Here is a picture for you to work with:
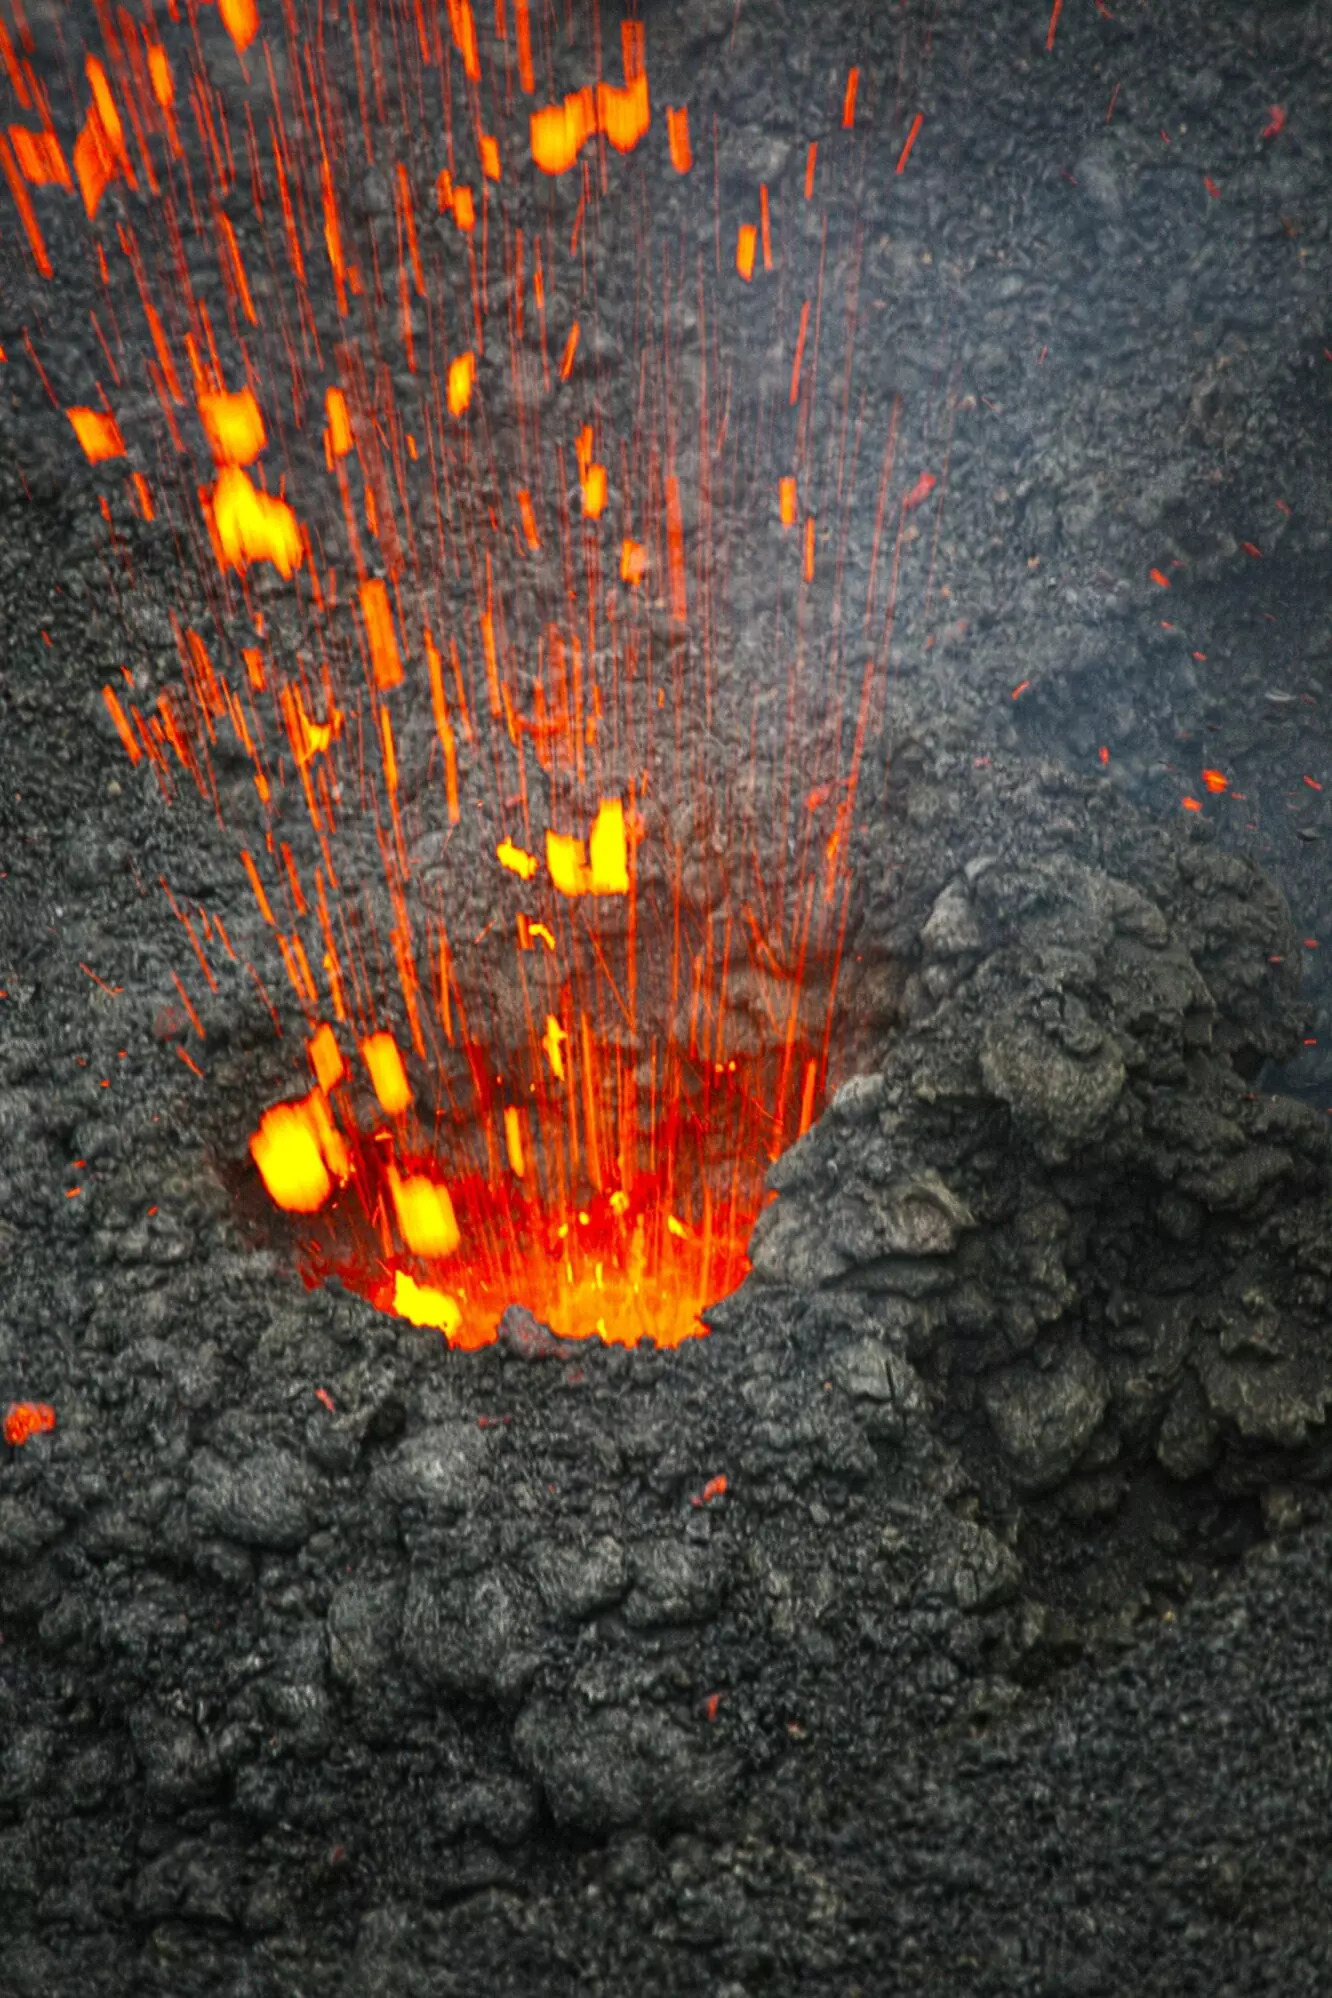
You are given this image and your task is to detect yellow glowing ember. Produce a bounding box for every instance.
[388,1166,460,1257]
[497,838,539,881]
[504,1105,526,1177]
[619,538,646,584]
[198,386,265,465]
[547,800,630,897]
[588,799,630,893]
[736,224,757,281]
[361,1031,412,1116]
[448,350,476,415]
[212,465,303,577]
[582,462,608,518]
[542,1014,567,1080]
[250,1101,332,1213]
[530,87,596,176]
[779,476,797,527]
[392,1271,462,1336]
[66,406,125,462]
[546,829,588,897]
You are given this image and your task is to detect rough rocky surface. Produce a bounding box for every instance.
[2,0,1332,1993]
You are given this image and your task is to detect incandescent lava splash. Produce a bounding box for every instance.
[5,0,946,1348]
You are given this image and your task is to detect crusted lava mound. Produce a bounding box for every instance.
[3,738,1331,1991]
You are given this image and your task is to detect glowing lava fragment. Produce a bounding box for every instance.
[779,476,797,527]
[308,1021,344,1092]
[596,72,650,154]
[361,1030,412,1116]
[619,538,646,584]
[497,839,539,881]
[448,350,476,416]
[480,134,500,180]
[736,224,757,281]
[530,88,596,175]
[3,1401,55,1447]
[902,470,937,512]
[582,463,608,518]
[198,386,265,465]
[218,0,260,55]
[666,104,692,173]
[360,577,403,688]
[1201,768,1228,794]
[9,126,71,187]
[325,386,353,456]
[452,185,476,232]
[392,1270,461,1336]
[251,1101,333,1213]
[211,465,303,577]
[588,799,630,894]
[67,407,125,462]
[388,1166,460,1256]
[504,1104,526,1177]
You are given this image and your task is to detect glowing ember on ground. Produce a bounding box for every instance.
[3,1402,57,1448]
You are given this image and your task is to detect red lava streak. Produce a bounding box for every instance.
[5,3,945,1351]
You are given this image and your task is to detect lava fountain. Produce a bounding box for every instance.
[6,0,948,1348]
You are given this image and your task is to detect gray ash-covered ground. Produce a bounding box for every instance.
[2,1,1332,1993]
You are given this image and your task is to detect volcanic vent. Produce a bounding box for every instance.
[14,3,912,1353]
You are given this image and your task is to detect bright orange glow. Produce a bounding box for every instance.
[67,406,125,462]
[280,683,342,763]
[666,105,692,173]
[218,0,260,54]
[325,386,353,456]
[480,134,500,180]
[9,125,71,187]
[198,386,266,465]
[73,112,114,217]
[1201,768,1228,794]
[736,224,757,282]
[3,1401,56,1447]
[308,1022,345,1092]
[147,42,174,108]
[597,72,650,154]
[362,1030,412,1116]
[452,184,476,232]
[620,538,646,584]
[498,838,539,881]
[393,1271,462,1336]
[251,1100,334,1213]
[448,350,476,415]
[211,465,303,576]
[842,66,860,129]
[779,476,797,527]
[518,489,542,549]
[388,1165,460,1256]
[360,577,403,688]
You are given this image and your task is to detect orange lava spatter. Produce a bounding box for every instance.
[13,4,940,1353]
